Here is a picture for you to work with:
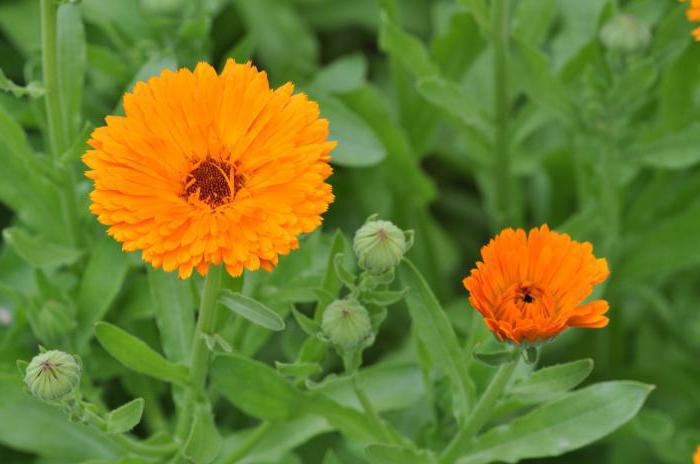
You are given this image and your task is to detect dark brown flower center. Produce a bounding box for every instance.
[184,159,244,208]
[521,292,534,304]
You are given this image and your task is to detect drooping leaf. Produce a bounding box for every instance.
[94,322,190,385]
[457,382,654,464]
[508,359,594,403]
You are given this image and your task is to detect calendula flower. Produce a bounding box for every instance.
[463,225,610,344]
[694,445,700,464]
[683,0,700,40]
[84,60,335,278]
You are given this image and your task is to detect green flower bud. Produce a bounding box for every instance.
[599,14,651,54]
[353,220,407,274]
[321,299,373,351]
[24,350,81,402]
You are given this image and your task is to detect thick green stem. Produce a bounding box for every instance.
[491,0,517,230]
[220,421,272,464]
[176,265,224,438]
[439,360,518,464]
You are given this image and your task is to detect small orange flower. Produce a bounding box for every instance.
[84,60,335,278]
[694,445,700,464]
[683,0,700,40]
[463,225,610,344]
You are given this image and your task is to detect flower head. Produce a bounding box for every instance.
[682,0,700,41]
[694,445,700,464]
[24,350,81,402]
[463,225,610,344]
[353,219,407,274]
[84,60,335,278]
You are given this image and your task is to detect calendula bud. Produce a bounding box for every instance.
[600,14,651,54]
[321,299,373,351]
[353,219,407,274]
[24,350,81,402]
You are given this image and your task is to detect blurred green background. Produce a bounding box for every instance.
[0,0,698,462]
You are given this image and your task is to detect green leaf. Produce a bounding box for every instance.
[222,34,255,64]
[456,0,489,34]
[0,68,43,98]
[362,288,409,307]
[511,39,575,124]
[57,2,86,141]
[633,123,700,169]
[105,398,144,434]
[184,404,222,464]
[75,236,131,348]
[307,53,367,96]
[457,382,654,464]
[473,349,519,367]
[509,359,594,403]
[366,444,436,464]
[3,227,82,268]
[378,13,438,79]
[318,95,386,167]
[148,268,195,362]
[292,306,321,337]
[94,322,190,385]
[416,77,492,138]
[275,361,322,380]
[333,253,356,288]
[399,259,474,420]
[218,290,285,331]
[211,354,304,421]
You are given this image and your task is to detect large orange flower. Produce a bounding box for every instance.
[694,445,700,464]
[463,225,610,344]
[84,60,335,278]
[683,0,700,40]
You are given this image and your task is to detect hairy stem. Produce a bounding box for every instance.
[439,359,518,463]
[176,265,223,439]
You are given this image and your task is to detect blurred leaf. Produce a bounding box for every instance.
[473,349,519,367]
[632,409,675,444]
[0,68,44,98]
[455,0,489,34]
[399,259,474,420]
[76,236,130,347]
[365,444,436,464]
[222,34,255,64]
[148,268,195,362]
[57,3,86,141]
[218,290,285,331]
[512,0,557,46]
[184,404,221,464]
[292,306,321,337]
[378,13,438,79]
[508,359,594,403]
[0,374,120,459]
[633,123,700,169]
[275,361,322,380]
[307,54,367,96]
[3,227,82,268]
[362,289,408,307]
[105,398,144,434]
[319,96,386,167]
[550,0,609,70]
[457,382,653,464]
[0,1,40,56]
[95,322,190,385]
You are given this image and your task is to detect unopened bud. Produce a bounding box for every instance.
[321,299,373,351]
[353,220,407,274]
[600,14,651,54]
[24,350,81,402]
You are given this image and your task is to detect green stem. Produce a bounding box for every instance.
[176,265,224,439]
[491,0,517,230]
[220,421,272,464]
[439,359,518,464]
[352,376,401,445]
[82,408,178,458]
[40,0,68,157]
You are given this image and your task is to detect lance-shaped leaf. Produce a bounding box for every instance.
[94,322,189,385]
[105,398,144,434]
[184,404,221,464]
[508,359,594,403]
[218,290,285,331]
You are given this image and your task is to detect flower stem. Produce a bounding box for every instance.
[40,0,68,158]
[491,0,517,230]
[220,421,272,464]
[176,265,224,439]
[439,359,518,464]
[352,376,401,445]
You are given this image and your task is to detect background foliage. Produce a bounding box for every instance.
[0,0,697,463]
